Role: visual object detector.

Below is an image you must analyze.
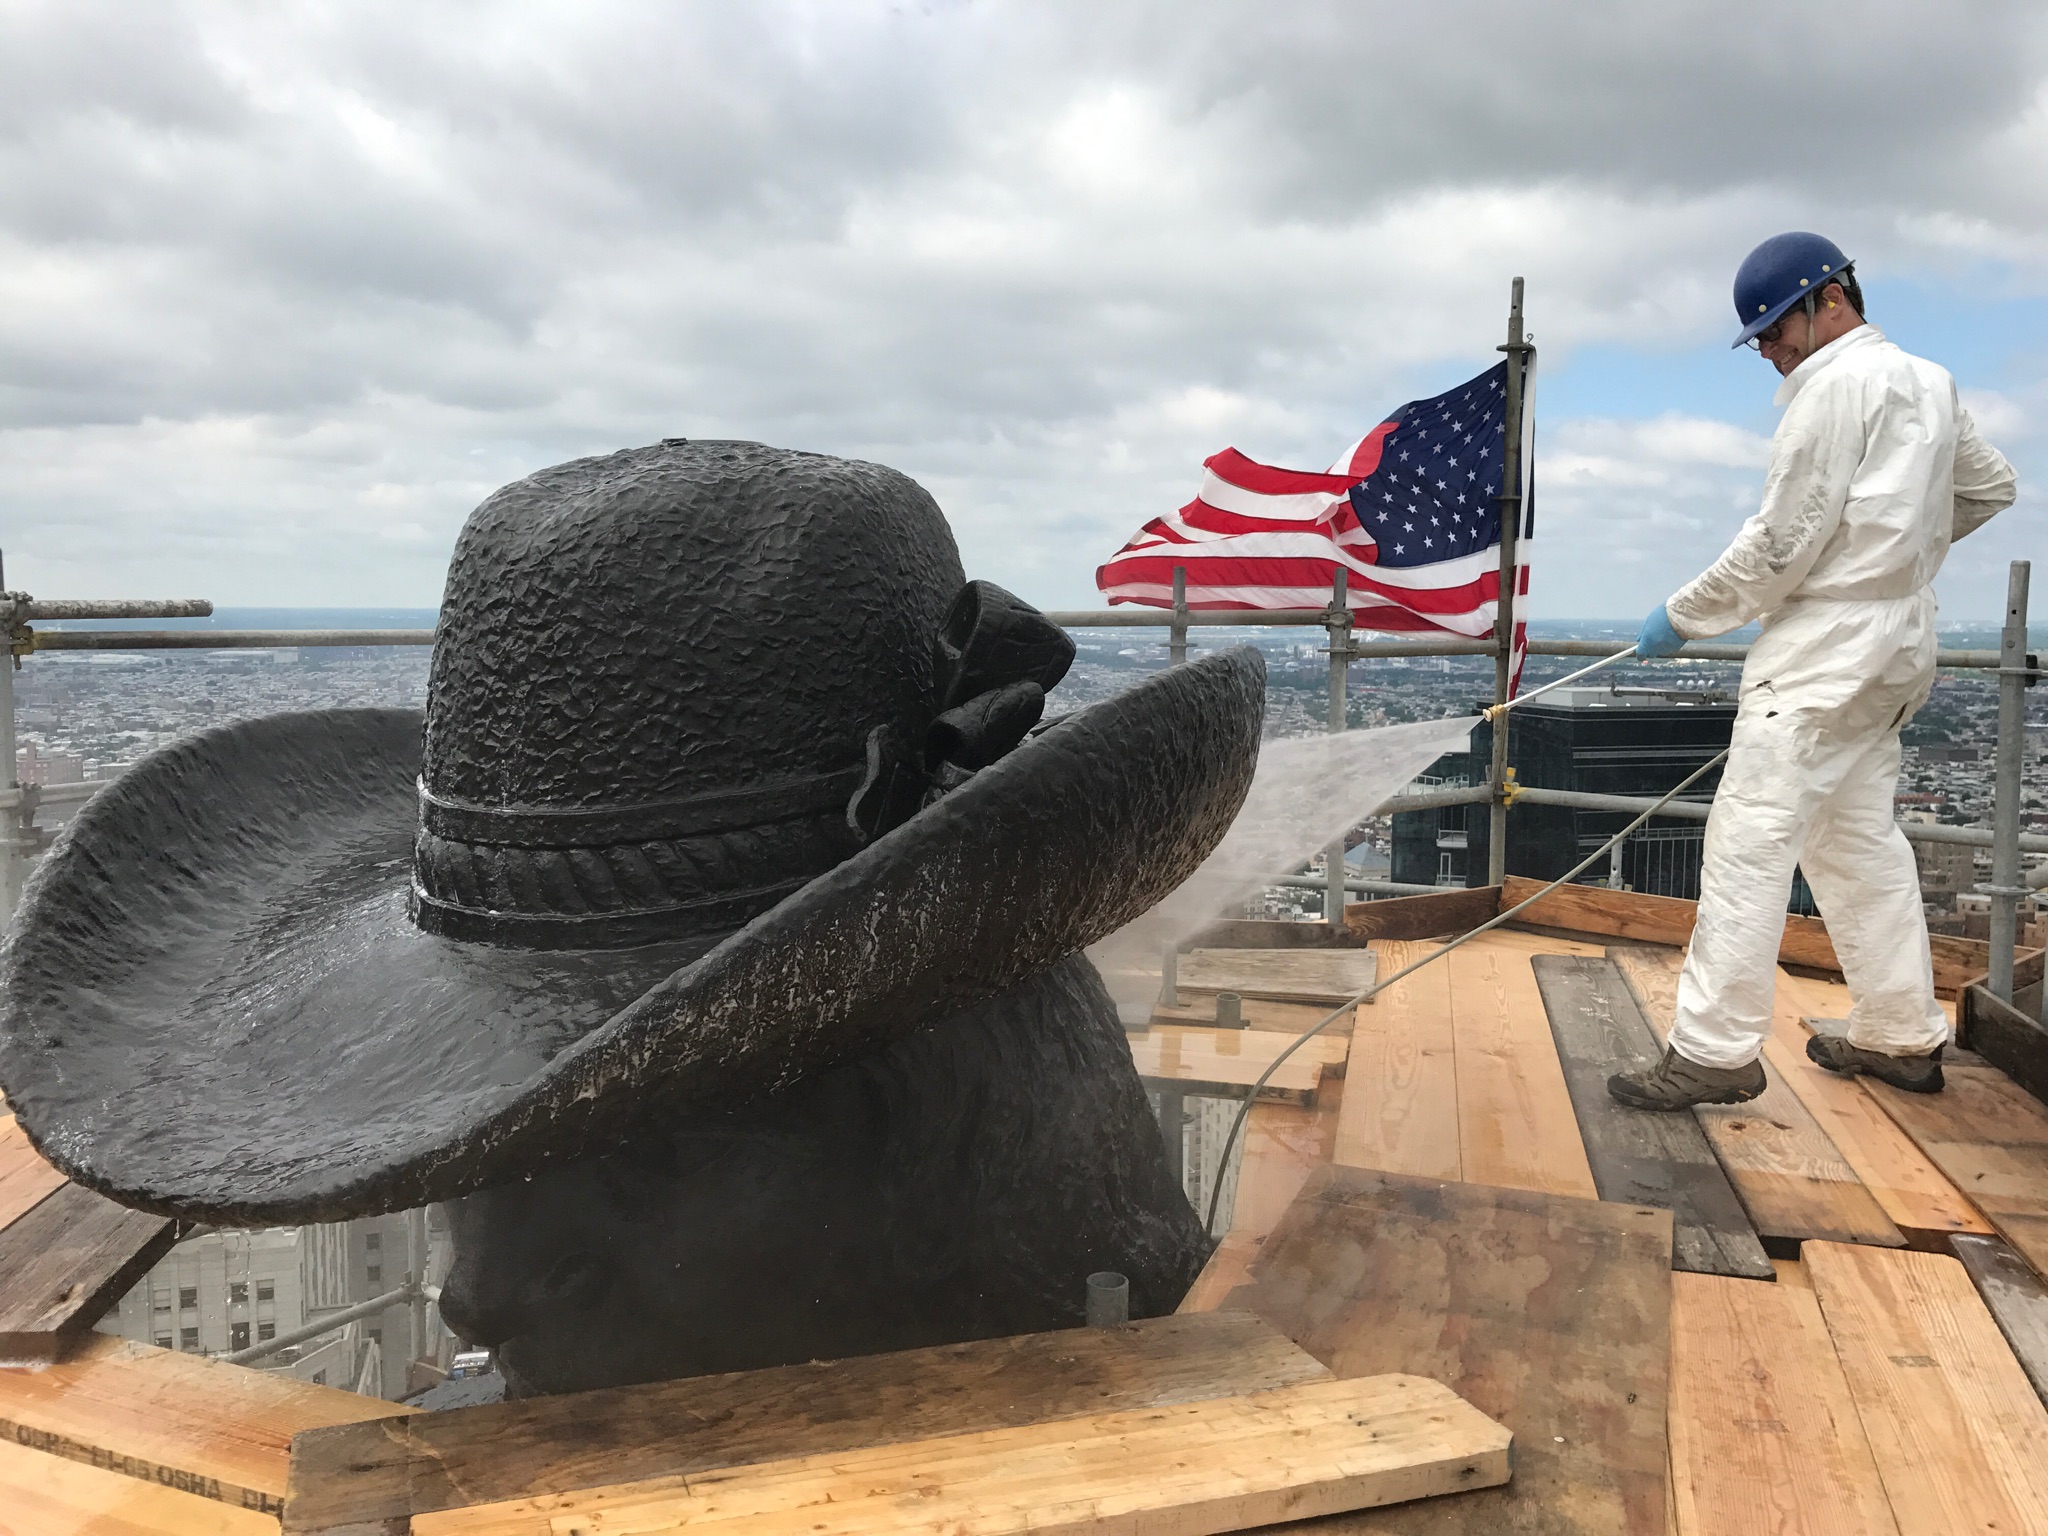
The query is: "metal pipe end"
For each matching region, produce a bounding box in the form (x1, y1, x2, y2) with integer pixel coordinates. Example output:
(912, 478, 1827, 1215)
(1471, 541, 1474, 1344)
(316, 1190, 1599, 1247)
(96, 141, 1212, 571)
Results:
(1085, 1271, 1130, 1329)
(1214, 992, 1244, 1029)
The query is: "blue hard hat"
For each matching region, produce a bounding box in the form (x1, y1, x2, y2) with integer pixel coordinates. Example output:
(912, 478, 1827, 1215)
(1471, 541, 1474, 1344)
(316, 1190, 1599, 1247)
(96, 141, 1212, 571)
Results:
(1731, 232, 1852, 348)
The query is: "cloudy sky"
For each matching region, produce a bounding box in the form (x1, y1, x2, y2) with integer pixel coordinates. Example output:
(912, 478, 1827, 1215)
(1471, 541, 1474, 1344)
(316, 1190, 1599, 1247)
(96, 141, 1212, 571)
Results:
(3, 1, 2044, 618)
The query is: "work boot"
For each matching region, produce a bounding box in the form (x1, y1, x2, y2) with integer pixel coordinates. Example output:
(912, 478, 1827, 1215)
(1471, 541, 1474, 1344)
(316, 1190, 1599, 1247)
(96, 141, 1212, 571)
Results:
(1805, 1034, 1944, 1094)
(1606, 1046, 1766, 1112)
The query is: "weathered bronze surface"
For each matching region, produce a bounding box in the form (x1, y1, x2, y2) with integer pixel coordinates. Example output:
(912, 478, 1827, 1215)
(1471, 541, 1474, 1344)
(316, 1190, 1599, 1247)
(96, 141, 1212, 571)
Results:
(0, 440, 1262, 1389)
(438, 954, 1212, 1397)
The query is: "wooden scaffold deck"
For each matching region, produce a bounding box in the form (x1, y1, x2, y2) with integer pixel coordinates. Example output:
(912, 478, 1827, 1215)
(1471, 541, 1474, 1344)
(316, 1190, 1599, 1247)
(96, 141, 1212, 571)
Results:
(0, 880, 2046, 1532)
(1160, 881, 2048, 1534)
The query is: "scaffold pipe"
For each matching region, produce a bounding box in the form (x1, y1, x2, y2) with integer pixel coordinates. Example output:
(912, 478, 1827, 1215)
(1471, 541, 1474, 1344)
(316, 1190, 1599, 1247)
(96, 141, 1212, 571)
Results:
(23, 599, 213, 621)
(223, 1282, 421, 1366)
(30, 628, 435, 651)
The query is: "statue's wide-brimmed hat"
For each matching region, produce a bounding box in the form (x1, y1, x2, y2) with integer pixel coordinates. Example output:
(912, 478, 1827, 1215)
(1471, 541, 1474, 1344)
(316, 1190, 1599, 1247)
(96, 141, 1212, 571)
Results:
(0, 442, 1263, 1225)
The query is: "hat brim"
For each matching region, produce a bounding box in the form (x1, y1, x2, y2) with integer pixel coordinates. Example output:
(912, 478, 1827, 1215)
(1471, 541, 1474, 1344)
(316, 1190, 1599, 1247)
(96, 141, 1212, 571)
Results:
(0, 649, 1264, 1224)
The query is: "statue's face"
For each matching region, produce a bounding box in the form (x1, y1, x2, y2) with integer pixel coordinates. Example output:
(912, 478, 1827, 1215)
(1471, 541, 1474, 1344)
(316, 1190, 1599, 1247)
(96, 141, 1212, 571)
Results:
(434, 1122, 888, 1397)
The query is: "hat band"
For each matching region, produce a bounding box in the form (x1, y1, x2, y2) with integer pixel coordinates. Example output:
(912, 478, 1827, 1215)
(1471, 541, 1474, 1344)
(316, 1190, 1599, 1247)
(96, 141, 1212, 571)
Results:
(416, 765, 866, 848)
(409, 873, 813, 949)
(408, 765, 868, 950)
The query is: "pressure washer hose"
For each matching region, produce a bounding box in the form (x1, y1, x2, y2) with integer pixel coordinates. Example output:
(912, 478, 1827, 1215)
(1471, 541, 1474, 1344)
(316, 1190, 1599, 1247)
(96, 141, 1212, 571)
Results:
(1198, 743, 1731, 1236)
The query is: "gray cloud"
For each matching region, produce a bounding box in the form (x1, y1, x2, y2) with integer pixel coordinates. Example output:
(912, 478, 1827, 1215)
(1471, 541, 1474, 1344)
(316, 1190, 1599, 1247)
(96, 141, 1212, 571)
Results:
(1, 0, 2042, 613)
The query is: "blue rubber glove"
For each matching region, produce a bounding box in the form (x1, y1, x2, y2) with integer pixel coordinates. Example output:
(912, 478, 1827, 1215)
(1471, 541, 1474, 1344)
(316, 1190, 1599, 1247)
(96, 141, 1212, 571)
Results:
(1635, 603, 1685, 659)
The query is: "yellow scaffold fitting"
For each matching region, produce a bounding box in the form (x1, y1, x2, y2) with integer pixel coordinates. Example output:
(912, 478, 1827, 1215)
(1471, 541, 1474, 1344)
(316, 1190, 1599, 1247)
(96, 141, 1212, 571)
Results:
(1498, 767, 1523, 807)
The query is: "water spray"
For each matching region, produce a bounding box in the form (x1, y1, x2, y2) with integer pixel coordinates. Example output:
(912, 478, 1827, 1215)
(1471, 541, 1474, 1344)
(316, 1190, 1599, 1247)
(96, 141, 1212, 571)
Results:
(1199, 742, 1730, 1236)
(1479, 646, 1640, 723)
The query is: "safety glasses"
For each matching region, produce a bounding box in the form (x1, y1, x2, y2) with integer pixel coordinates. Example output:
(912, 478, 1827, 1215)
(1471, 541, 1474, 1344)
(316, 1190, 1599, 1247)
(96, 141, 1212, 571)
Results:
(1744, 293, 1817, 352)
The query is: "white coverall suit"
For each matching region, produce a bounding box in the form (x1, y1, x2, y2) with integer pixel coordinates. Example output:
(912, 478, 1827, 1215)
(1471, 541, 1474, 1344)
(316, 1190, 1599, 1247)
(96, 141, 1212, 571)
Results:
(1665, 325, 2016, 1070)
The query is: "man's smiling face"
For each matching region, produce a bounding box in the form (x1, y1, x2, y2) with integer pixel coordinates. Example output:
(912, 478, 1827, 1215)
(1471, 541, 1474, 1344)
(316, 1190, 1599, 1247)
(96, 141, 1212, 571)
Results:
(1754, 281, 1863, 376)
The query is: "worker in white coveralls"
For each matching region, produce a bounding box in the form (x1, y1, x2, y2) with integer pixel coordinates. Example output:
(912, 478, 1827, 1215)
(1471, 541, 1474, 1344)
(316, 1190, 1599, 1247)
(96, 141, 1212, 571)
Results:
(1608, 232, 2017, 1111)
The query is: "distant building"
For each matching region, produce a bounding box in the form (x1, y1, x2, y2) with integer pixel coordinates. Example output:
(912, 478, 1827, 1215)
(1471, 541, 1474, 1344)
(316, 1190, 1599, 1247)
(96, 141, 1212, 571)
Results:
(1911, 839, 1977, 909)
(1388, 687, 1827, 913)
(99, 1228, 338, 1382)
(13, 742, 83, 785)
(1395, 687, 1737, 900)
(1954, 891, 1993, 942)
(100, 1211, 455, 1400)
(308, 1209, 457, 1397)
(1399, 768, 1478, 889)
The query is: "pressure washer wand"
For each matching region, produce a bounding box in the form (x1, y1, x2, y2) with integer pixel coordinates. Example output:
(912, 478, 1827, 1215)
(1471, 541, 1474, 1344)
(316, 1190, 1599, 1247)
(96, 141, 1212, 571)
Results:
(1480, 646, 1640, 722)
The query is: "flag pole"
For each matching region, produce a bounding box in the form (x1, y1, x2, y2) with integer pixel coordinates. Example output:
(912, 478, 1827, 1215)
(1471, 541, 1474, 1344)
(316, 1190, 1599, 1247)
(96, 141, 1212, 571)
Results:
(1324, 566, 1351, 923)
(1487, 278, 1532, 887)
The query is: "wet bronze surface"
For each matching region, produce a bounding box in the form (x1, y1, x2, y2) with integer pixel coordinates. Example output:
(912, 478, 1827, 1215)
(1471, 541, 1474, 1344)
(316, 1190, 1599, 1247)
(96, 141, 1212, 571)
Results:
(0, 442, 1265, 1230)
(438, 953, 1215, 1396)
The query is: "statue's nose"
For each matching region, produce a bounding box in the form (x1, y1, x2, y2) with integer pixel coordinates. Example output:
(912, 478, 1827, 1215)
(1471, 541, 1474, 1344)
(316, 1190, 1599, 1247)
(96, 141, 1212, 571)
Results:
(433, 1250, 506, 1348)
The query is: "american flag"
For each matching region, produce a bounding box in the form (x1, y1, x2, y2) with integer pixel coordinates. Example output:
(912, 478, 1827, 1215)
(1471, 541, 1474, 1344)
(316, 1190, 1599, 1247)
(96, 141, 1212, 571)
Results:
(1095, 361, 1534, 692)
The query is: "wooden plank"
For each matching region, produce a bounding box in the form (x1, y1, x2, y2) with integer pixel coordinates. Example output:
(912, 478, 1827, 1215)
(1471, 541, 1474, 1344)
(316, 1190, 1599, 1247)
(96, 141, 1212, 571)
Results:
(1176, 947, 1378, 1004)
(1667, 1269, 1899, 1535)
(1341, 885, 1501, 943)
(0, 1180, 177, 1361)
(1952, 1233, 2048, 1408)
(1502, 877, 2024, 998)
(1962, 983, 2048, 1107)
(1149, 994, 1345, 1034)
(1176, 1229, 1263, 1314)
(1859, 1062, 2048, 1283)
(1444, 940, 1599, 1200)
(1742, 967, 1994, 1244)
(1227, 1077, 1347, 1242)
(1532, 955, 1772, 1278)
(1224, 1164, 1674, 1534)
(0, 1332, 405, 1517)
(1332, 940, 1461, 1181)
(1500, 876, 1726, 950)
(1694, 1101, 1906, 1252)
(286, 1311, 1330, 1535)
(1607, 946, 1908, 1253)
(1483, 925, 1608, 957)
(405, 1375, 1512, 1536)
(1137, 1074, 1314, 1106)
(1140, 1022, 1349, 1071)
(0, 1436, 281, 1536)
(1958, 943, 2047, 1006)
(1622, 950, 1908, 1261)
(1604, 946, 1683, 1026)
(1184, 918, 1371, 950)
(1130, 1027, 1324, 1104)
(1805, 1241, 2048, 1532)
(1780, 967, 1960, 1035)
(0, 1114, 69, 1232)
